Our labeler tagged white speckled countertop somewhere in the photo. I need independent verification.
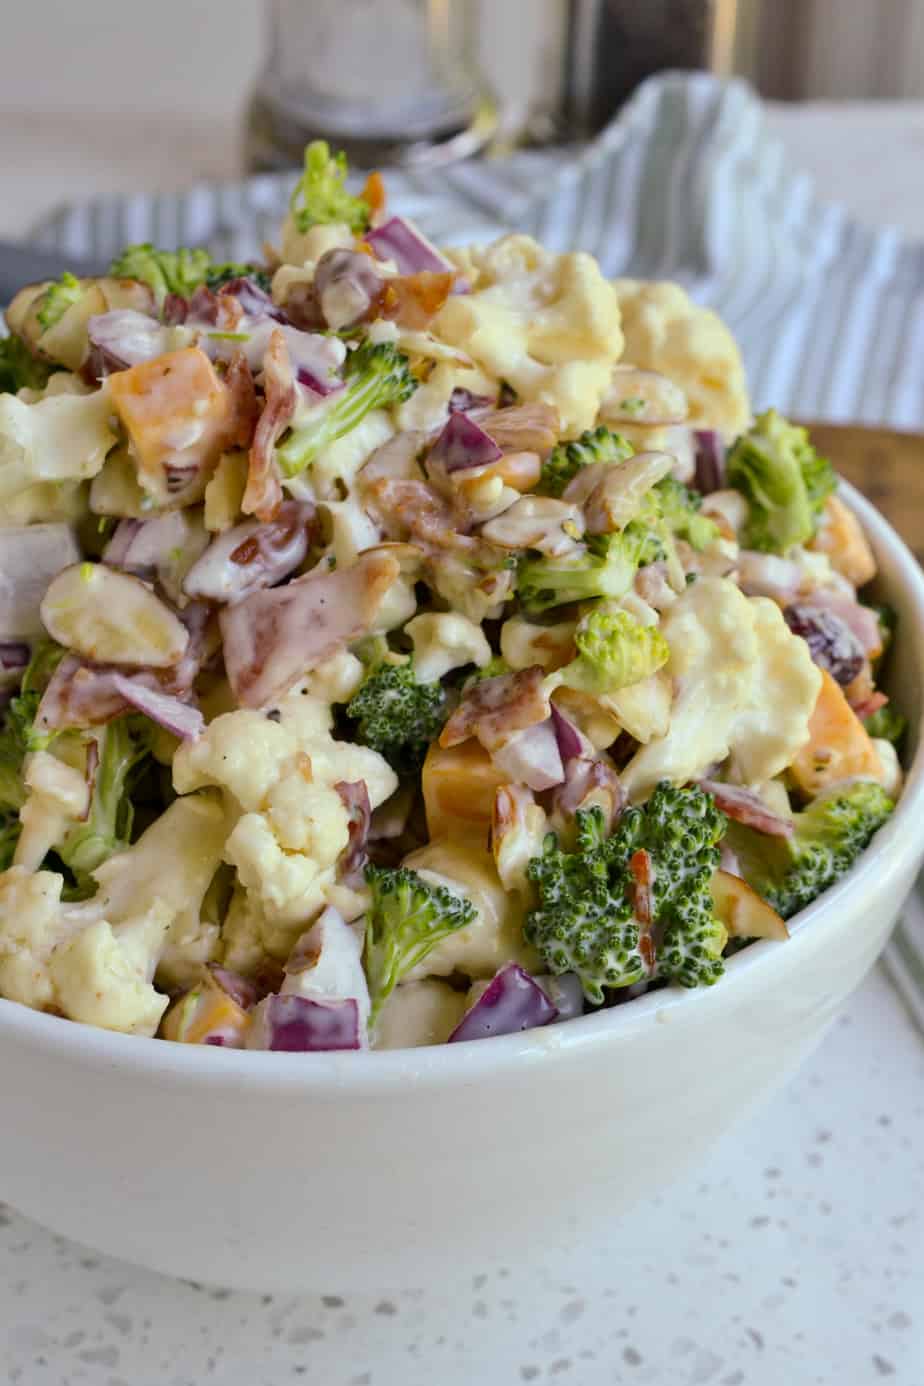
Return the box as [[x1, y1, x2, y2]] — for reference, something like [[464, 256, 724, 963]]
[[2, 102, 924, 1385]]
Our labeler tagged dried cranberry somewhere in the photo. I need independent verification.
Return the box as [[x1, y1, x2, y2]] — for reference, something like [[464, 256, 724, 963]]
[[784, 603, 864, 686]]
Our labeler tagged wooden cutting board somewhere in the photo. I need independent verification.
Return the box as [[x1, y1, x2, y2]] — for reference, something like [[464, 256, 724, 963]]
[[804, 423, 924, 563]]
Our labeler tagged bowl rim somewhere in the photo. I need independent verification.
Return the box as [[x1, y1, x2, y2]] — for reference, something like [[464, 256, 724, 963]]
[[2, 477, 924, 1093]]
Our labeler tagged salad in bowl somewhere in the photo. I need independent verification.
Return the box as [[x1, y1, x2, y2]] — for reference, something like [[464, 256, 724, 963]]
[[0, 144, 904, 1054]]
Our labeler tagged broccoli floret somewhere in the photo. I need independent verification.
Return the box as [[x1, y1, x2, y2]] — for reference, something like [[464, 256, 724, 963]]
[[525, 782, 728, 1002], [290, 140, 371, 235], [463, 655, 511, 689], [655, 477, 719, 551], [276, 341, 417, 478], [0, 335, 56, 394], [0, 640, 66, 865], [863, 703, 906, 745], [204, 263, 272, 292], [364, 863, 477, 1025], [517, 527, 649, 614], [538, 425, 634, 497], [732, 780, 895, 920], [346, 658, 446, 774], [35, 272, 82, 333], [57, 716, 154, 895], [109, 242, 213, 304], [551, 607, 669, 696], [726, 410, 836, 554]]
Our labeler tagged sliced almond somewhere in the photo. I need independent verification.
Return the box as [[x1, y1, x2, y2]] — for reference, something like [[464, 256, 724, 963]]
[[40, 562, 189, 668], [710, 869, 789, 941]]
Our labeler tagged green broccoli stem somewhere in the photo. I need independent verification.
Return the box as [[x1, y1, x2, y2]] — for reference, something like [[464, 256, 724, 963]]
[[277, 377, 383, 478]]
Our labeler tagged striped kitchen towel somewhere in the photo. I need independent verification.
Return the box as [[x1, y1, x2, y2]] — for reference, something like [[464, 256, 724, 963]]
[[28, 71, 924, 1029]]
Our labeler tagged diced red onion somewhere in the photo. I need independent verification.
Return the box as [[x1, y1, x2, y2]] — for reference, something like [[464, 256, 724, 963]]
[[448, 964, 558, 1043], [217, 277, 288, 323], [537, 972, 584, 1022], [206, 964, 260, 1011], [0, 642, 29, 673], [248, 994, 361, 1052], [549, 703, 587, 763], [86, 309, 175, 377], [428, 411, 501, 475], [491, 718, 564, 792], [698, 779, 794, 838], [693, 429, 725, 494], [182, 501, 314, 606], [448, 387, 495, 414], [108, 674, 204, 740], [800, 589, 883, 657], [365, 216, 454, 276]]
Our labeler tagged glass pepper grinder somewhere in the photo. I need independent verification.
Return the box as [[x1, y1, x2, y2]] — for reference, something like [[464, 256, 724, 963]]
[[246, 0, 498, 170]]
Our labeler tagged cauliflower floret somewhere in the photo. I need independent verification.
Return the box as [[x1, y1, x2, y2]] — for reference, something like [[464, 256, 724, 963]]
[[225, 812, 337, 926], [175, 703, 397, 948], [500, 613, 576, 673], [266, 772, 349, 856], [304, 650, 365, 705], [621, 577, 821, 799], [612, 279, 750, 439], [0, 866, 68, 1009], [433, 235, 624, 437], [0, 380, 116, 512], [173, 711, 299, 812], [0, 793, 228, 1025], [405, 611, 492, 683], [14, 751, 90, 872], [48, 905, 172, 1037]]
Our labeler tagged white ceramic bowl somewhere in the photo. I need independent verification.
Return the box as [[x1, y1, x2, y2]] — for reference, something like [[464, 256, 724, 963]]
[[1, 482, 923, 1294]]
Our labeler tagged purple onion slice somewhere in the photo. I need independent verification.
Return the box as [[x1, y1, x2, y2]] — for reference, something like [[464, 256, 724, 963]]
[[365, 216, 454, 275], [448, 964, 559, 1043], [248, 994, 361, 1052]]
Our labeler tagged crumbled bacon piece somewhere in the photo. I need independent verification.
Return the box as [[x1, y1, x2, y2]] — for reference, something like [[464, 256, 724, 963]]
[[243, 328, 296, 522], [440, 666, 550, 752]]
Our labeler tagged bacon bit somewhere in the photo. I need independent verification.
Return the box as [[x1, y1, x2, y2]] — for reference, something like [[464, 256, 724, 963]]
[[365, 477, 476, 550], [335, 780, 372, 883], [362, 170, 387, 224], [852, 690, 889, 721], [220, 551, 401, 708], [243, 328, 296, 522], [223, 351, 260, 450], [630, 848, 656, 970], [440, 666, 551, 752], [697, 780, 795, 838], [381, 271, 455, 331]]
